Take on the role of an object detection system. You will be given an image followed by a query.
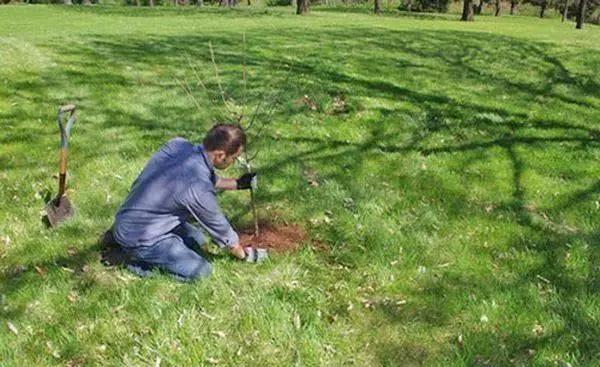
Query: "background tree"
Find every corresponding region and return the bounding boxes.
[540,0,548,16]
[510,0,518,13]
[576,0,587,27]
[297,0,308,15]
[462,0,475,20]
[494,0,501,15]
[562,0,569,21]
[374,0,381,14]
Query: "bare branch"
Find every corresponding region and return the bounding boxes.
[208,42,229,108]
[242,33,248,121]
[176,77,203,114]
[186,56,209,93]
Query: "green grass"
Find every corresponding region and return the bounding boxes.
[1,4,600,366]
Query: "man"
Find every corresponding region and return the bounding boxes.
[105,123,256,281]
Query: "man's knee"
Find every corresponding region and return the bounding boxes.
[180,259,212,280]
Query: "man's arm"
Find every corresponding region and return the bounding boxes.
[185,186,241,257]
[215,177,238,191]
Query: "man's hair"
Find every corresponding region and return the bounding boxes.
[203,123,247,155]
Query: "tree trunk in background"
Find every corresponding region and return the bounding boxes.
[83,0,91,4]
[562,0,569,21]
[494,0,501,15]
[510,0,517,14]
[64,0,73,4]
[247,0,251,5]
[296,0,308,14]
[540,0,547,17]
[374,0,381,14]
[461,0,474,20]
[475,0,483,14]
[576,0,587,28]
[149,0,154,6]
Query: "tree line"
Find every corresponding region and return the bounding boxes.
[1,0,597,27]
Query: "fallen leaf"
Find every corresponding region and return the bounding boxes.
[67,292,78,303]
[35,265,47,277]
[206,357,219,364]
[199,310,216,320]
[293,313,301,330]
[112,304,125,313]
[480,315,489,323]
[532,321,543,338]
[6,321,18,335]
[67,247,77,255]
[212,331,226,338]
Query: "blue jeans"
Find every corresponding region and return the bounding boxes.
[122,222,211,281]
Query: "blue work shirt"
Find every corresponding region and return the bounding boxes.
[112,138,239,249]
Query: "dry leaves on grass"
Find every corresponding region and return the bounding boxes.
[6,321,18,335]
[301,167,319,187]
[295,95,317,111]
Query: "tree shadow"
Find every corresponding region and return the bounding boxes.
[2,23,600,364]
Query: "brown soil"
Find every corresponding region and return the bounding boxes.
[238,222,309,253]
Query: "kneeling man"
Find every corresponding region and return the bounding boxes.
[108,123,256,281]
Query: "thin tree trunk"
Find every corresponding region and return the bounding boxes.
[495,0,501,15]
[475,0,483,14]
[247,0,250,5]
[64,0,73,4]
[540,0,547,17]
[562,0,569,21]
[461,0,474,20]
[296,0,308,15]
[510,0,517,14]
[374,0,381,14]
[148,0,154,6]
[576,0,586,28]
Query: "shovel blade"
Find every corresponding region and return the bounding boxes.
[45,195,73,228]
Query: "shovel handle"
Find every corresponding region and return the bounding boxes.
[58,104,77,148]
[58,148,68,197]
[56,104,76,197]
[60,104,77,113]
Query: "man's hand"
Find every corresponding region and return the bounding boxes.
[236,172,257,190]
[228,243,247,260]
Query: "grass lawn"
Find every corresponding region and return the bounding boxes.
[1,4,600,366]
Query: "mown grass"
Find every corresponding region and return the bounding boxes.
[1,5,600,366]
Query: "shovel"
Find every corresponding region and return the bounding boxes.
[45,104,77,228]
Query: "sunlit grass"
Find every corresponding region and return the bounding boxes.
[1,5,600,366]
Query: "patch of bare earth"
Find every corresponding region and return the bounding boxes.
[238,222,327,253]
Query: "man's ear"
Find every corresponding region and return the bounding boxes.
[213,150,227,162]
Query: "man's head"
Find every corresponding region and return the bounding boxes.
[203,123,246,170]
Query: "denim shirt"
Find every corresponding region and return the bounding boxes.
[112,138,239,248]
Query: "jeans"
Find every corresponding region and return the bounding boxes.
[122,222,212,281]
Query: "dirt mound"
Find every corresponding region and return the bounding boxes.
[238,223,308,253]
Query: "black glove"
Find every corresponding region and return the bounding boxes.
[236,172,257,190]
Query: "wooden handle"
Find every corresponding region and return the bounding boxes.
[60,104,77,113]
[58,148,68,197]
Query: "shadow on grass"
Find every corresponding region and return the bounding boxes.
[2,23,600,364]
